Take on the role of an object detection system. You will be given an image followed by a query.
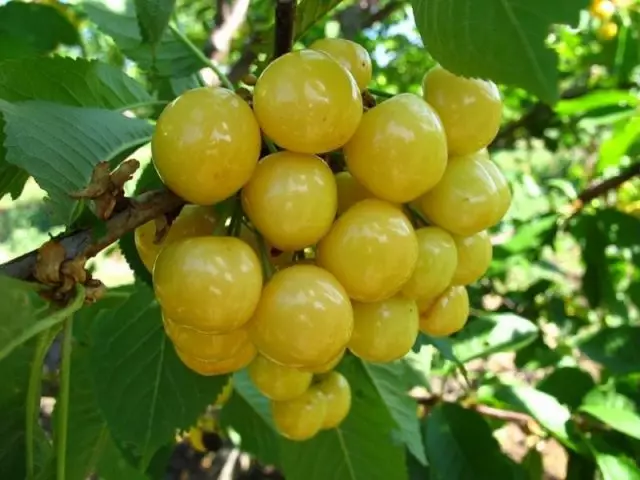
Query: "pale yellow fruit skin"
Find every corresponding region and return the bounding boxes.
[163,315,252,362]
[483,158,512,221]
[451,231,493,286]
[271,387,327,441]
[419,286,470,337]
[302,349,345,374]
[175,341,257,376]
[134,205,218,272]
[241,151,338,251]
[309,37,372,91]
[418,151,506,236]
[253,49,363,154]
[422,65,502,156]
[316,198,419,302]
[248,355,313,401]
[401,227,458,303]
[335,171,376,215]
[348,295,420,362]
[316,371,352,429]
[343,93,448,203]
[152,86,261,205]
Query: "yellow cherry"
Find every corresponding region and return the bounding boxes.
[309,37,372,91]
[419,286,470,337]
[335,171,376,215]
[248,354,313,401]
[316,371,352,429]
[271,386,327,441]
[451,231,493,286]
[174,341,257,376]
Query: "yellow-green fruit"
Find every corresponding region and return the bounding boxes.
[175,341,257,376]
[316,371,352,429]
[309,37,372,91]
[343,93,448,203]
[302,349,345,374]
[152,86,261,205]
[335,171,376,215]
[422,65,502,156]
[248,355,313,401]
[271,386,327,441]
[401,226,458,302]
[451,231,493,285]
[419,286,469,337]
[241,151,338,251]
[134,205,218,272]
[348,295,420,362]
[253,49,362,154]
[418,151,508,236]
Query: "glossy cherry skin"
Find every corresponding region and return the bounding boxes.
[483,158,512,221]
[152,87,261,205]
[418,151,506,236]
[316,198,419,302]
[419,286,470,337]
[302,349,345,374]
[135,205,218,272]
[316,371,352,429]
[348,295,419,362]
[153,236,263,333]
[309,37,372,91]
[248,354,313,401]
[241,151,338,251]
[422,65,502,156]
[163,315,252,361]
[174,340,257,376]
[270,386,327,441]
[343,93,448,203]
[451,231,493,285]
[248,264,354,368]
[252,49,363,154]
[401,226,458,303]
[335,171,376,215]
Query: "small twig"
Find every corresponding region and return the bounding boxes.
[570,161,640,214]
[0,190,185,281]
[274,0,296,58]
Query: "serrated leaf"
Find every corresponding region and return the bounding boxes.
[578,326,640,375]
[85,1,202,77]
[0,2,78,53]
[424,403,517,480]
[134,0,176,45]
[89,284,228,468]
[219,370,281,467]
[495,384,580,451]
[279,355,407,480]
[362,360,426,465]
[0,336,52,479]
[0,99,153,223]
[0,56,152,108]
[452,313,539,364]
[579,404,640,440]
[411,0,587,103]
[586,435,640,480]
[295,0,344,40]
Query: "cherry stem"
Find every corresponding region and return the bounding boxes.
[263,136,279,154]
[404,205,430,227]
[168,23,235,91]
[274,0,296,58]
[254,231,276,280]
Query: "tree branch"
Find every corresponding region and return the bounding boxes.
[0,189,185,281]
[274,0,296,58]
[571,161,640,213]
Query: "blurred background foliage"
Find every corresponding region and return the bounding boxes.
[0,0,639,477]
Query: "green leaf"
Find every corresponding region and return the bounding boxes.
[134,0,176,45]
[362,360,426,465]
[495,384,580,451]
[279,355,407,480]
[521,447,544,480]
[219,370,281,467]
[0,56,152,108]
[578,326,640,375]
[89,284,229,468]
[295,0,344,40]
[586,435,640,480]
[0,276,54,361]
[58,344,145,480]
[424,403,517,480]
[536,367,596,410]
[0,337,51,479]
[85,1,202,77]
[0,99,153,223]
[598,116,640,173]
[411,0,587,103]
[452,313,539,364]
[555,90,639,116]
[500,215,558,254]
[579,404,640,440]
[0,1,78,53]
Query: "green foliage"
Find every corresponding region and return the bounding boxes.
[0,0,639,478]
